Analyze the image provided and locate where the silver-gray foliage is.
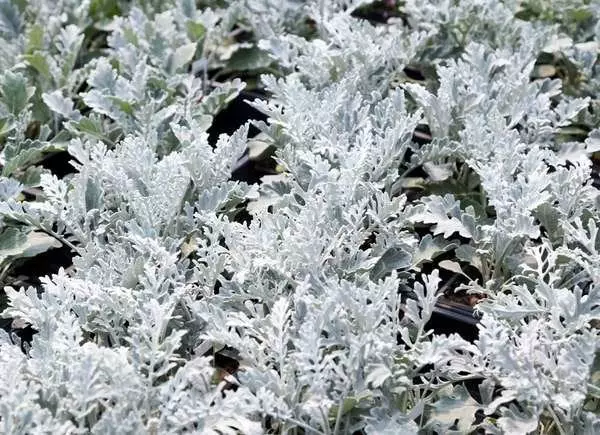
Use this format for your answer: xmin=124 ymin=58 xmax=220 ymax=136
xmin=1 ymin=0 xmax=600 ymax=433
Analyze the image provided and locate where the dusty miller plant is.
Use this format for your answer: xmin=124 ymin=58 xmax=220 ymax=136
xmin=0 ymin=0 xmax=600 ymax=434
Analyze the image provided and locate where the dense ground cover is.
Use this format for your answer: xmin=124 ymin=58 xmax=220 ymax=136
xmin=0 ymin=0 xmax=600 ymax=433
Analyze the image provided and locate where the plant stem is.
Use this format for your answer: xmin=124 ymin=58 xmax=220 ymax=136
xmin=41 ymin=227 xmax=78 ymax=252
xmin=285 ymin=415 xmax=327 ymax=435
xmin=547 ymin=406 xmax=566 ymax=435
xmin=332 ymin=396 xmax=345 ymax=435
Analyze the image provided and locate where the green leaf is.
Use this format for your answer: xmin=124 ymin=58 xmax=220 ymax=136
xmin=3 ymin=144 xmax=44 ymax=176
xmin=171 ymin=42 xmax=197 ymax=72
xmin=186 ymin=21 xmax=206 ymax=41
xmin=23 ymin=52 xmax=52 ymax=80
xmin=370 ymin=247 xmax=412 ymax=281
xmin=0 ymin=227 xmax=26 ymax=253
xmin=89 ymin=0 xmax=121 ymax=20
xmin=1 ymin=71 xmax=34 ymax=115
xmin=2 ymin=139 xmax=66 ymax=176
xmin=13 ymin=231 xmax=62 ymax=257
xmin=197 ymin=79 xmax=245 ymax=116
xmin=328 ymin=391 xmax=372 ymax=420
xmin=412 ymin=235 xmax=457 ymax=271
xmin=567 ymin=8 xmax=593 ymax=23
xmin=455 ymin=245 xmax=484 ymax=273
xmin=19 ymin=165 xmax=43 ymax=186
xmin=65 ymin=116 xmax=109 ymax=143
xmin=0 ymin=118 xmax=14 ymax=136
xmin=535 ymin=202 xmax=563 ymax=243
xmin=0 ymin=229 xmax=61 ymax=265
xmin=26 ymin=24 xmax=44 ymax=53
xmin=110 ymin=97 xmax=135 ymax=116
xmin=226 ymin=46 xmax=273 ymax=72
xmin=0 ymin=0 xmax=21 ymax=39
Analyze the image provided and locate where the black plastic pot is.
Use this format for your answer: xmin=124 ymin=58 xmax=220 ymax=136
xmin=351 ymin=0 xmax=404 ymax=24
xmin=592 ymin=155 xmax=600 ymax=189
xmin=428 ymin=298 xmax=479 ymax=342
xmin=207 ymin=89 xmax=268 ymax=146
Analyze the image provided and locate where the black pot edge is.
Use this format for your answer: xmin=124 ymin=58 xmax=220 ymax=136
xmin=433 ymin=299 xmax=479 ymax=325
xmin=428 ymin=298 xmax=479 ymax=342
